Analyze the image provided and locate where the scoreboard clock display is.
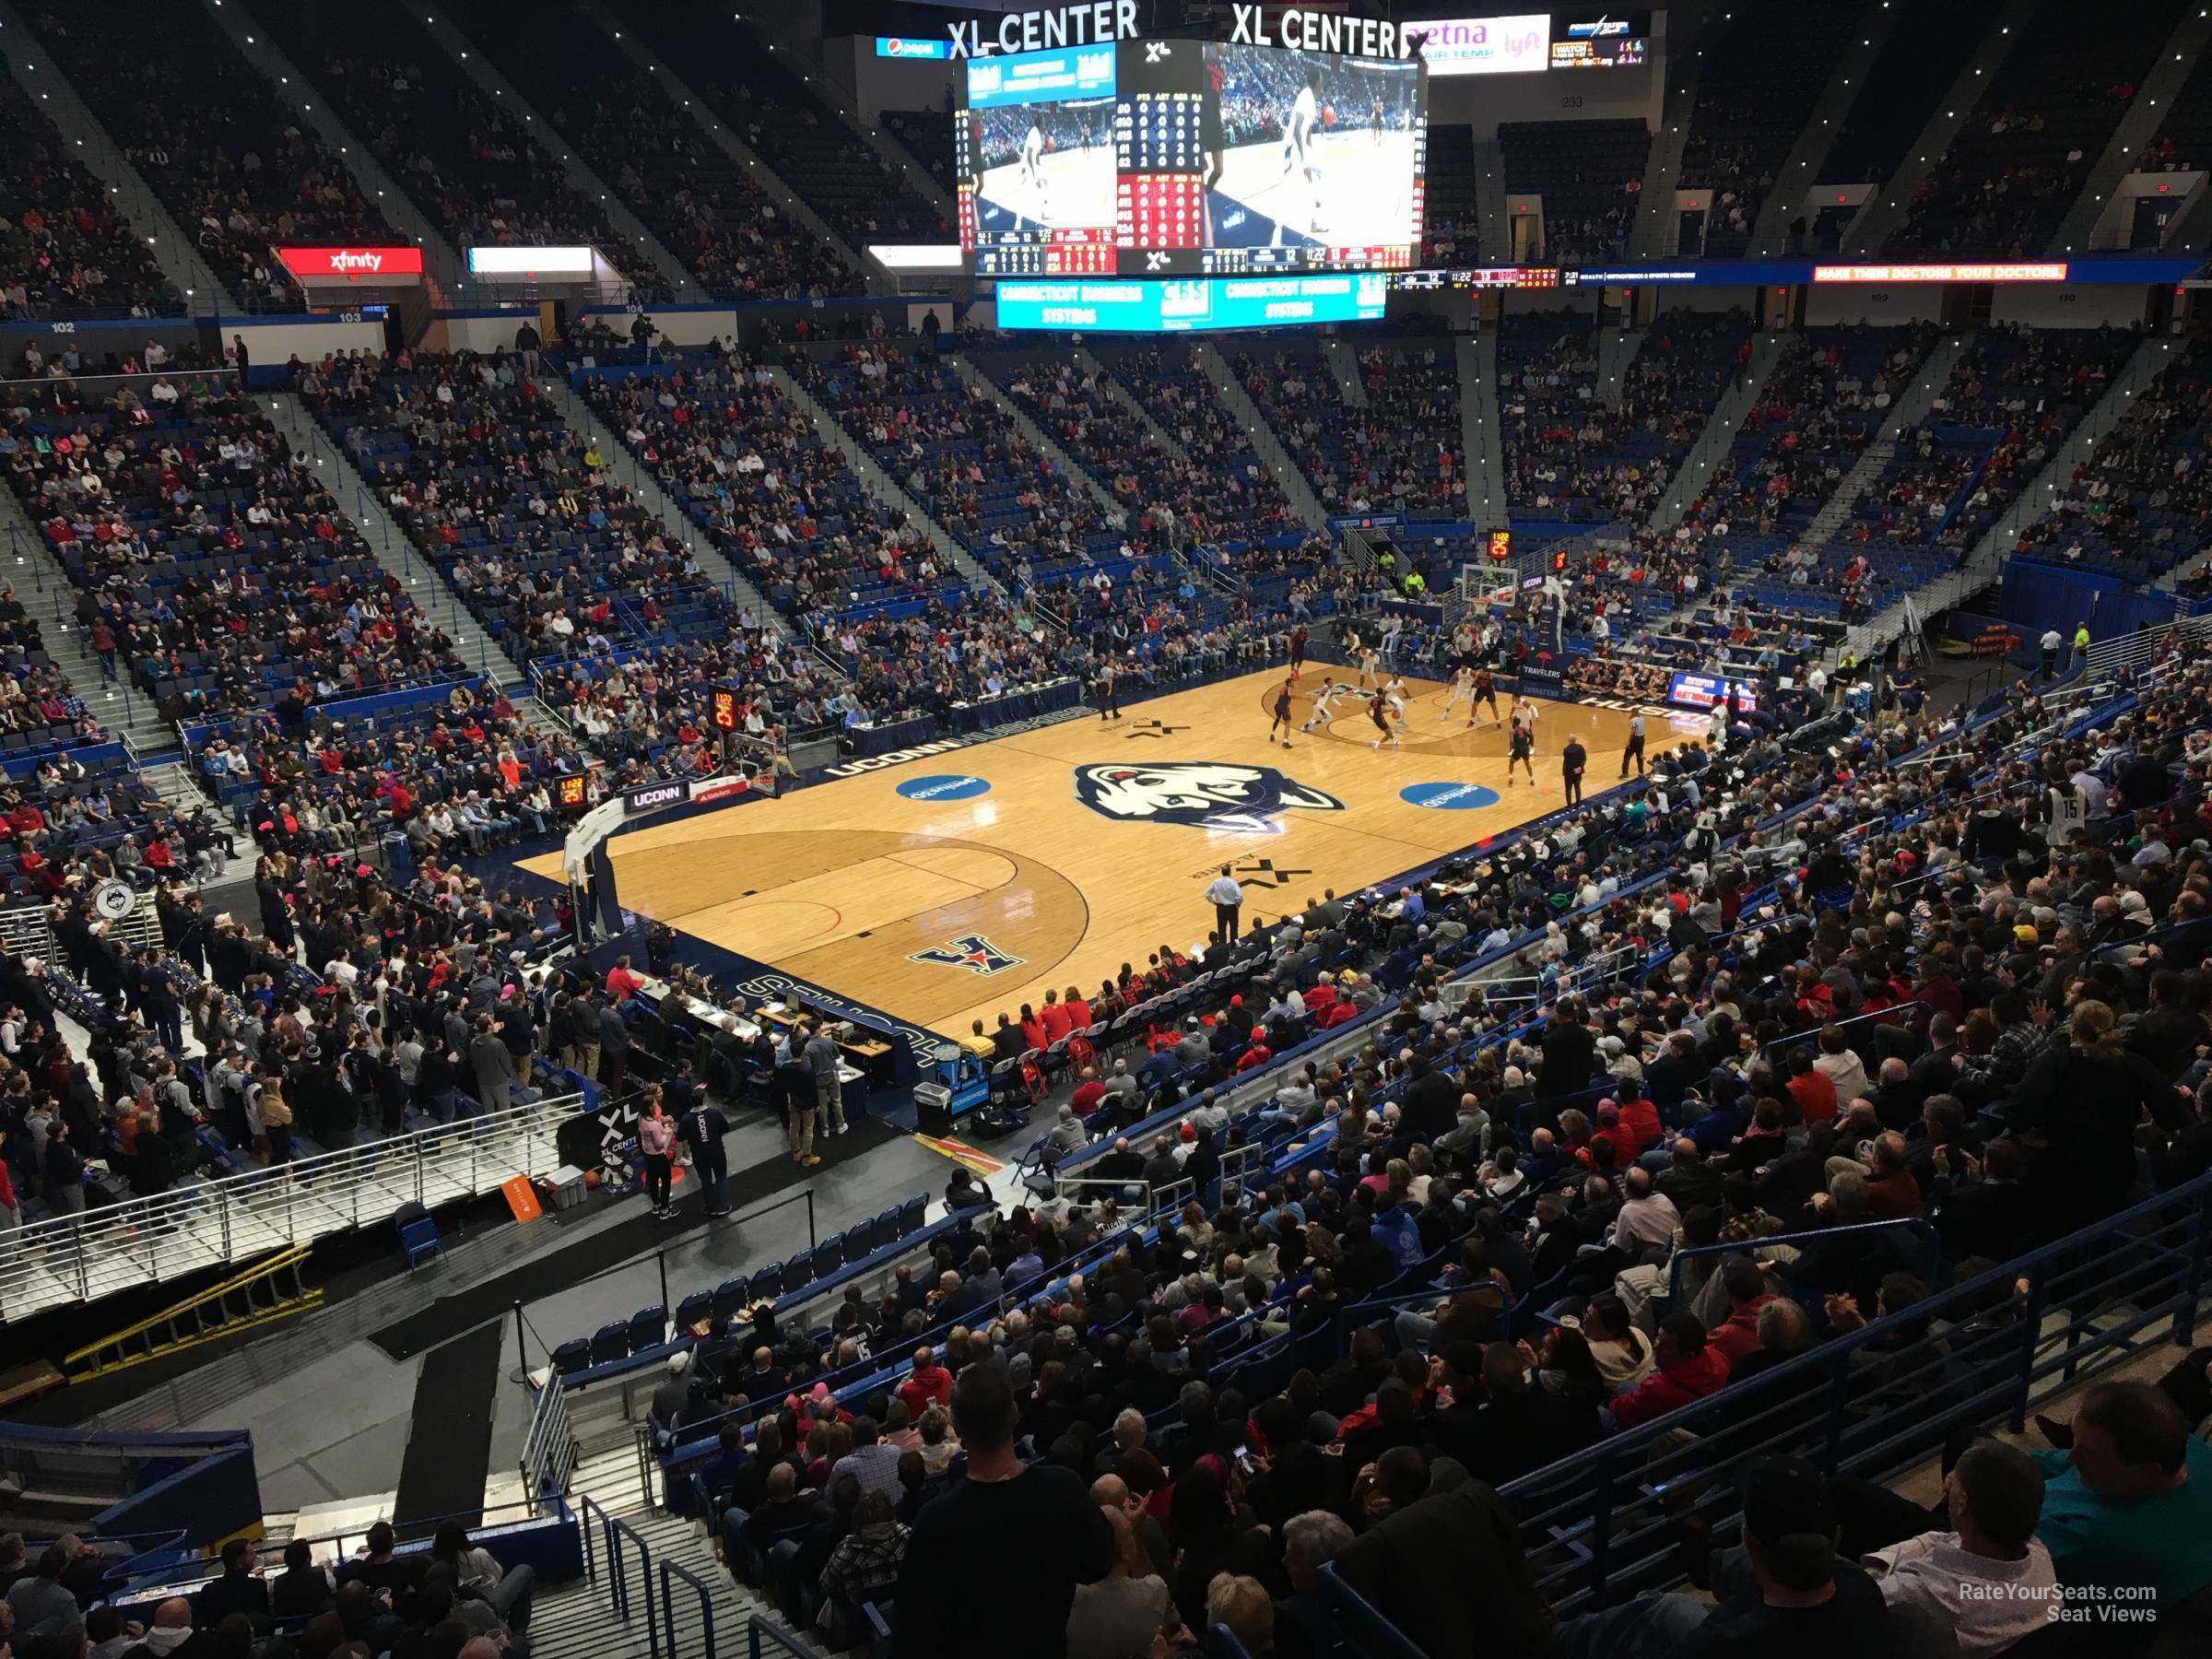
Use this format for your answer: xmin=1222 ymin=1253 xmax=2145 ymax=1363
xmin=710 ymin=686 xmax=739 ymax=732
xmin=555 ymin=774 xmax=587 ymax=810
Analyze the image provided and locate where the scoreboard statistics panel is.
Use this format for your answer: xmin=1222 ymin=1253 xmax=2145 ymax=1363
xmin=959 ymin=39 xmax=1428 ymax=278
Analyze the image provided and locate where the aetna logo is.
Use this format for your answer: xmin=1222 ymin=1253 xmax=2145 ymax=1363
xmin=328 ymin=250 xmax=385 ymax=272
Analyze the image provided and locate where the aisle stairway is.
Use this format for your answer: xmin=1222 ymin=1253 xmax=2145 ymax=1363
xmin=259 ymin=394 xmax=531 ymax=688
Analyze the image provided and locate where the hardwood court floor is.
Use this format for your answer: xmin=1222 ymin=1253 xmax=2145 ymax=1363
xmin=520 ymin=669 xmax=1694 ymax=1039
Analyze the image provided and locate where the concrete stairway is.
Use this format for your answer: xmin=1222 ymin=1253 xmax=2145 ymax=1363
xmin=258 ymin=393 xmax=532 ymax=687
xmin=0 ymin=478 xmax=175 ymax=754
xmin=579 ymin=1 xmax=868 ymax=286
xmin=415 ymin=11 xmax=700 ymax=300
xmin=1323 ymin=341 xmax=1369 ymax=408
xmin=1454 ymin=335 xmax=1508 ymax=529
xmin=1470 ymin=136 xmax=1512 ymax=264
xmin=1843 ymin=0 xmax=2039 ymax=255
xmin=1069 ymin=347 xmax=1237 ymax=589
xmin=1595 ymin=330 xmax=1648 ymax=412
xmin=528 ymin=376 xmax=794 ymax=638
xmin=1187 ymin=346 xmax=1332 ymax=534
xmin=725 ymin=8 xmax=957 ymax=225
xmin=1644 ymin=332 xmax=1790 ymax=537
xmin=199 ymin=0 xmax=468 ymax=298
xmin=943 ymin=352 xmax=1127 ymax=524
xmin=0 ymin=0 xmax=236 ymax=312
xmin=1746 ymin=0 xmax=1900 ymax=256
xmin=1850 ymin=333 xmax=2180 ymax=652
xmin=1628 ymin=0 xmax=1712 ymax=257
xmin=1786 ymin=334 xmax=1965 ymax=556
xmin=2048 ymin=8 xmax=2212 ymax=253
xmin=764 ymin=367 xmax=998 ymax=594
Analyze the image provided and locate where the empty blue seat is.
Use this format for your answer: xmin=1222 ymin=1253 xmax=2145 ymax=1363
xmin=841 ymin=1227 xmax=874 ymax=1267
xmin=898 ymin=1194 xmax=927 ymax=1232
xmin=751 ymin=1262 xmax=783 ymax=1301
xmin=813 ymin=1240 xmax=844 ymax=1279
xmin=550 ymin=1338 xmax=592 ymax=1376
xmin=867 ymin=1209 xmax=899 ymax=1253
xmin=626 ymin=1306 xmax=667 ymax=1354
xmin=588 ymin=1321 xmax=629 ymax=1369
xmin=782 ymin=1251 xmax=816 ymax=1293
xmin=712 ymin=1275 xmax=752 ymax=1324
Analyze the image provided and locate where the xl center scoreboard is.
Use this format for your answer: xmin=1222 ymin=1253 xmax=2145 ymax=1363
xmin=958 ymin=38 xmax=1427 ymax=277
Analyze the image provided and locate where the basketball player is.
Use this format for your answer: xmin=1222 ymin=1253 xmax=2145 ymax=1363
xmin=1441 ymin=665 xmax=1477 ymax=723
xmin=1368 ymin=689 xmax=1400 ymax=750
xmin=1268 ymin=678 xmax=1296 ymax=748
xmin=1095 ymin=653 xmax=1122 ymax=722
xmin=1287 ymin=66 xmax=1325 ymax=234
xmin=1021 ymin=116 xmax=1049 ymax=214
xmin=1356 ymin=639 xmax=1380 ymax=689
xmin=1369 ymin=93 xmax=1386 ymax=145
xmin=1510 ymin=693 xmax=1538 ymax=754
xmin=1203 ymin=59 xmax=1228 ymax=246
xmin=1471 ymin=665 xmax=1500 ymax=726
xmin=1506 ymin=714 xmax=1535 ymax=784
xmin=1381 ymin=674 xmax=1409 ymax=721
xmin=1302 ymin=676 xmax=1350 ymax=731
xmin=1618 ymin=709 xmax=1647 ymax=779
xmin=1288 ymin=621 xmax=1308 ymax=677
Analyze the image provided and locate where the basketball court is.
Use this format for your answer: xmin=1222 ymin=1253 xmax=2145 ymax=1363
xmin=518 ymin=669 xmax=1691 ymax=1039
xmin=974 ymin=142 xmax=1115 ymax=235
xmin=1209 ymin=127 xmax=1418 ymax=248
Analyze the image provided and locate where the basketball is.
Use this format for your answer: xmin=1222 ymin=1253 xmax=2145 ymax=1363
xmin=1322 ymin=105 xmax=1336 ymax=126
xmin=1045 ymin=134 xmax=1056 ymax=151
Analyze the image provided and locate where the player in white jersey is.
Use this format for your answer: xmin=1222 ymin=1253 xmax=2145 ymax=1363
xmin=1287 ymin=68 xmax=1325 ymax=234
xmin=1381 ymin=675 xmax=1409 ymax=719
xmin=1021 ymin=118 xmax=1048 ymax=209
xmin=1441 ymin=665 xmax=1477 ymax=721
xmin=1510 ymin=695 xmax=1538 ymax=753
xmin=1301 ymin=677 xmax=1352 ymax=731
xmin=1354 ymin=642 xmax=1380 ymax=689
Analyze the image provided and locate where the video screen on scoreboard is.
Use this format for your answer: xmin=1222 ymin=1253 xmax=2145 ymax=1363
xmin=957 ymin=45 xmax=1119 ymax=276
xmin=1200 ymin=43 xmax=1425 ymax=272
xmin=958 ymin=40 xmax=1425 ymax=278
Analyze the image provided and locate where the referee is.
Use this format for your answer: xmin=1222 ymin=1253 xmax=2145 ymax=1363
xmin=1561 ymin=733 xmax=1587 ymax=806
xmin=1204 ymin=865 xmax=1244 ymax=942
xmin=1096 ymin=654 xmax=1122 ymax=722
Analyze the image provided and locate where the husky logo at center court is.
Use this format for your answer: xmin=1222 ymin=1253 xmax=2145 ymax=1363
xmin=1073 ymin=762 xmax=1345 ymax=832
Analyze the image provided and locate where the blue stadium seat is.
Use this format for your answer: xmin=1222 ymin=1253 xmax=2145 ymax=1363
xmin=676 ymin=1290 xmax=713 ymax=1334
xmin=588 ymin=1321 xmax=629 ymax=1369
xmin=814 ymin=1239 xmax=844 ymax=1279
xmin=712 ymin=1275 xmax=752 ymax=1324
xmin=841 ymin=1227 xmax=874 ymax=1267
xmin=782 ymin=1251 xmax=816 ymax=1293
xmin=550 ymin=1338 xmax=592 ymax=1376
xmin=626 ymin=1306 xmax=667 ymax=1353
xmin=751 ymin=1262 xmax=783 ymax=1301
xmin=898 ymin=1194 xmax=927 ymax=1232
xmin=867 ymin=1209 xmax=899 ymax=1253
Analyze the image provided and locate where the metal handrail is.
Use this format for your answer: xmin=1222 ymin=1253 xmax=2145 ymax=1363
xmin=606 ymin=1512 xmax=659 ymax=1658
xmin=746 ymin=1615 xmax=828 ymax=1659
xmin=1500 ymin=1169 xmax=2212 ymax=1616
xmin=659 ymin=1558 xmax=717 ymax=1659
xmin=1665 ymin=1215 xmax=1937 ymax=1303
xmin=0 ymin=1093 xmax=582 ymax=1324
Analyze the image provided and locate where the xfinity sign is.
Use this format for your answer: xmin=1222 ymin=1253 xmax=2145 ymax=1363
xmin=276 ymin=245 xmax=425 ymax=281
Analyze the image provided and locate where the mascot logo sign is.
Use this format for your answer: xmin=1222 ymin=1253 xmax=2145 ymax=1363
xmin=1073 ymin=762 xmax=1344 ymax=833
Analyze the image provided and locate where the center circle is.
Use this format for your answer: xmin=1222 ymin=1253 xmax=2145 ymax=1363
xmin=895 ymin=773 xmax=992 ymax=802
xmin=1399 ymin=782 xmax=1502 ymax=811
